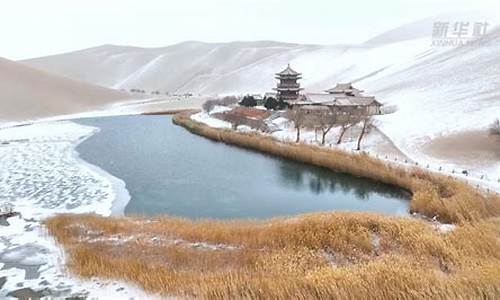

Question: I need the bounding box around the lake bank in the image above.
[76,114,410,219]
[173,111,500,223]
[42,111,500,299]
[47,209,500,299]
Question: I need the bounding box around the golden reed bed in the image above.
[46,112,500,299]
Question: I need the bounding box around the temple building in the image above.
[325,83,364,97]
[273,64,303,102]
[300,95,383,115]
[265,65,383,116]
[297,78,382,116]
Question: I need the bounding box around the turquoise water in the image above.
[77,115,410,219]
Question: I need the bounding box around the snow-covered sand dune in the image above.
[361,28,500,177]
[0,14,497,296]
[0,57,132,123]
[23,39,435,96]
[0,121,157,299]
[21,17,499,136]
[23,27,500,180]
[21,13,498,95]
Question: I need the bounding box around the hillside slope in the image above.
[20,21,500,175]
[23,12,498,95]
[0,57,131,123]
[23,41,317,94]
[360,28,500,165]
[23,39,440,96]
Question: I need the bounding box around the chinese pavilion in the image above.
[273,64,303,102]
[325,83,364,97]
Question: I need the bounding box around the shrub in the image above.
[264,97,279,110]
[239,95,257,107]
[277,99,290,110]
[219,96,238,106]
[202,96,239,113]
[202,99,218,113]
[264,97,289,110]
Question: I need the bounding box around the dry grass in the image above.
[45,112,500,299]
[173,111,500,223]
[47,213,500,299]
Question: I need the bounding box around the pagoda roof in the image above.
[273,87,304,91]
[303,93,382,107]
[325,83,364,94]
[276,64,301,76]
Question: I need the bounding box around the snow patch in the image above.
[191,112,232,129]
[0,121,150,298]
[435,223,456,234]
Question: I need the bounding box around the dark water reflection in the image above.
[77,115,410,220]
[278,163,409,200]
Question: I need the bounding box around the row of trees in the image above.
[202,96,239,113]
[129,88,147,93]
[239,95,258,107]
[128,89,195,97]
[203,95,277,112]
[128,88,166,95]
[263,97,289,110]
[286,106,373,151]
[238,95,289,111]
[201,95,374,151]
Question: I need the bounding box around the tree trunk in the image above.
[337,126,347,144]
[295,127,301,143]
[356,121,368,151]
[321,131,327,145]
[356,130,365,151]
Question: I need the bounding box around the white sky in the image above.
[0,0,498,60]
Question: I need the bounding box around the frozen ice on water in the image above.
[1,244,49,266]
[0,121,114,217]
[0,120,141,298]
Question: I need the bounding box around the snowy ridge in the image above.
[20,14,500,201]
[360,28,500,178]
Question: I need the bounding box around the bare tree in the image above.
[202,99,217,113]
[220,96,239,106]
[316,107,338,145]
[336,112,355,144]
[489,119,500,137]
[218,112,243,130]
[355,113,374,151]
[286,107,306,143]
[202,96,239,113]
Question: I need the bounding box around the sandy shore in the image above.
[109,96,209,116]
[423,130,500,174]
[0,96,208,131]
